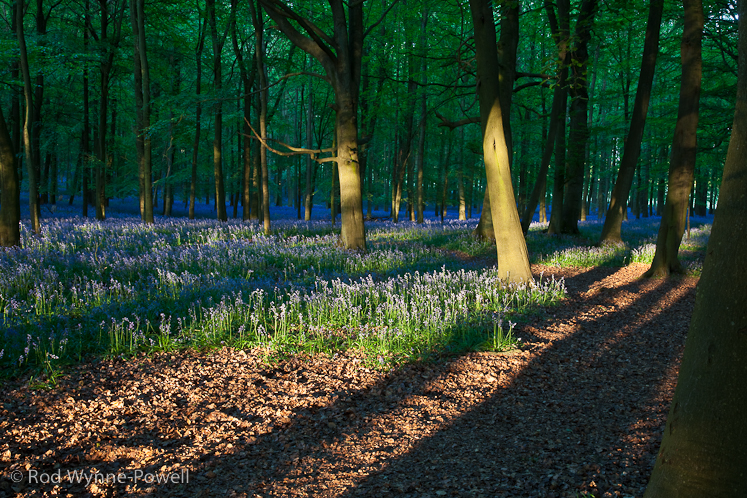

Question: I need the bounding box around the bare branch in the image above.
[434,111,480,130]
[244,118,336,161]
[364,0,401,38]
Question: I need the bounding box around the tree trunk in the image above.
[561,0,598,234]
[415,9,428,224]
[546,0,571,236]
[0,106,20,247]
[335,91,366,249]
[304,81,314,220]
[189,17,206,220]
[521,61,568,233]
[469,0,532,283]
[474,0,519,238]
[208,0,227,222]
[644,0,703,278]
[644,4,747,494]
[130,0,153,223]
[600,0,664,244]
[16,0,41,234]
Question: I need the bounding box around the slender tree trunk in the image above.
[130,0,153,223]
[644,5,747,495]
[469,0,532,283]
[416,9,428,224]
[644,0,703,278]
[16,0,41,234]
[249,0,271,232]
[304,81,314,220]
[600,0,664,243]
[208,0,227,222]
[521,66,568,233]
[189,17,206,220]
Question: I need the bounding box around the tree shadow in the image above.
[0,265,696,498]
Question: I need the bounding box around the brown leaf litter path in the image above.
[0,263,698,498]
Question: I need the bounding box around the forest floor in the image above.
[0,262,697,498]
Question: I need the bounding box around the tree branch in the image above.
[435,111,480,130]
[364,0,401,38]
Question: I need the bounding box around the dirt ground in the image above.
[0,263,698,498]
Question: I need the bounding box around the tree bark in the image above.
[469,0,532,283]
[474,0,519,239]
[644,0,703,278]
[644,4,747,494]
[0,106,21,247]
[600,0,664,244]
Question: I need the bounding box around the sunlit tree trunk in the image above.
[469,0,532,283]
[644,0,703,278]
[644,6,747,495]
[600,0,664,244]
[260,0,366,250]
[474,0,518,240]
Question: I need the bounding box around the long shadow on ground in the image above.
[0,265,696,498]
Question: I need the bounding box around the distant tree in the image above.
[643,2,746,494]
[600,0,664,245]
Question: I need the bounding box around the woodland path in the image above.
[0,263,698,498]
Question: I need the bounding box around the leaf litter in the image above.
[0,263,697,497]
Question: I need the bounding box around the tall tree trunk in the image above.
[560,0,598,234]
[600,0,664,243]
[230,0,256,222]
[469,0,532,283]
[130,0,153,223]
[644,0,703,278]
[393,22,417,224]
[521,62,569,233]
[259,0,366,249]
[16,0,41,234]
[304,81,314,220]
[546,0,570,236]
[0,106,21,247]
[189,16,206,220]
[208,0,227,222]
[644,4,747,494]
[474,0,519,239]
